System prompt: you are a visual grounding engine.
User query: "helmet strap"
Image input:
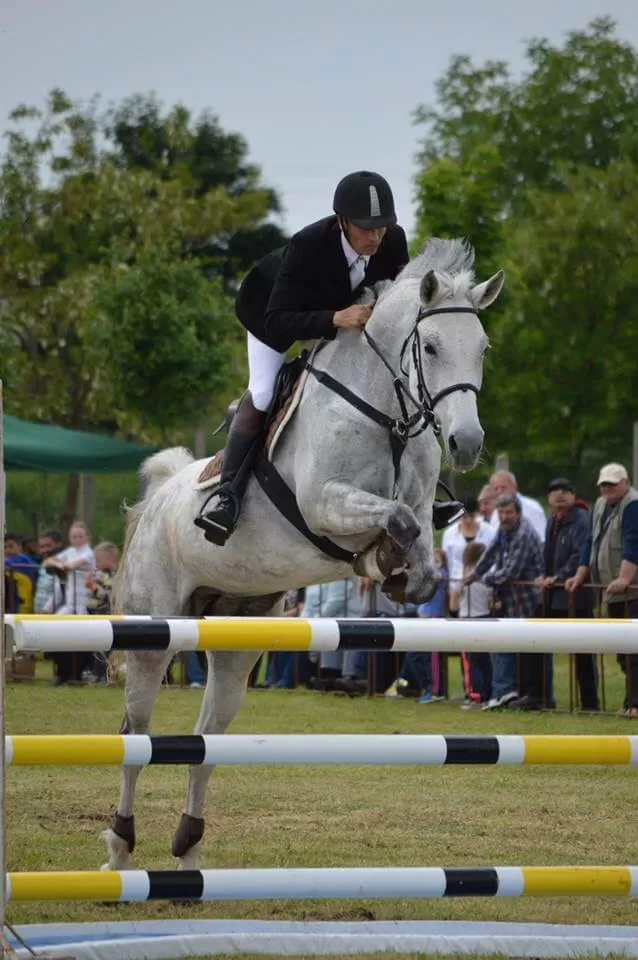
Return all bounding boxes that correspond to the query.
[337,215,351,244]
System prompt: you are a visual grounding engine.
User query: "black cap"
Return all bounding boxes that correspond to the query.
[547,477,574,494]
[333,171,397,229]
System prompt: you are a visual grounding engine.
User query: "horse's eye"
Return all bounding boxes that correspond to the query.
[424,343,437,357]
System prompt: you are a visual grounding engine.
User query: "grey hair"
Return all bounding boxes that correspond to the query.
[492,470,518,488]
[496,493,522,514]
[398,238,475,283]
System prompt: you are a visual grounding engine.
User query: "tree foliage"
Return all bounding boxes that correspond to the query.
[0,89,276,438]
[106,94,287,285]
[95,254,235,434]
[413,18,638,492]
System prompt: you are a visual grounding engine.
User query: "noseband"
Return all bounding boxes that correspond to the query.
[305,303,481,498]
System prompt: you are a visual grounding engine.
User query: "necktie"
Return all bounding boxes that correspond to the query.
[349,255,366,291]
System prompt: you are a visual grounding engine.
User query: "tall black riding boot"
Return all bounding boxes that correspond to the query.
[432,500,465,530]
[194,393,266,545]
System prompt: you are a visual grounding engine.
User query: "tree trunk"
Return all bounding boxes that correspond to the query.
[60,472,80,542]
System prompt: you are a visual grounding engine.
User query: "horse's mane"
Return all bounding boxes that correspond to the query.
[395,237,476,299]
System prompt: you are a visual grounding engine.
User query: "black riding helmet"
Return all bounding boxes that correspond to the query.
[333,170,397,229]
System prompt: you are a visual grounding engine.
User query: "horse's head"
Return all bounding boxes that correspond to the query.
[391,239,503,472]
[413,265,503,470]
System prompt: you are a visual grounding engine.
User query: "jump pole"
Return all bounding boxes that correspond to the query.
[6,866,638,902]
[5,734,638,766]
[11,616,638,655]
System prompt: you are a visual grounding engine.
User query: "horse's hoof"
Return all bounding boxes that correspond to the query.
[386,504,421,554]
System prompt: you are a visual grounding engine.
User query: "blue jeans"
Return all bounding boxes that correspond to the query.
[186,651,206,684]
[400,653,432,694]
[490,653,517,700]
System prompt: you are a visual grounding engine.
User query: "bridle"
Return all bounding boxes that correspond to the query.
[306,304,481,497]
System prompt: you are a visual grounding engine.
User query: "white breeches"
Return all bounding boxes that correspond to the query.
[247,332,286,412]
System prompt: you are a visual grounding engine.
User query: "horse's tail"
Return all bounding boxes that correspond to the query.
[112,447,195,615]
[140,447,195,497]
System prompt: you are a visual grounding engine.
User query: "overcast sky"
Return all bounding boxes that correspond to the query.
[1,1,636,236]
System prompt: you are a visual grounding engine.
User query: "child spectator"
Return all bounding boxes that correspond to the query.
[4,533,38,614]
[85,542,120,614]
[85,541,120,683]
[385,548,447,703]
[454,541,493,709]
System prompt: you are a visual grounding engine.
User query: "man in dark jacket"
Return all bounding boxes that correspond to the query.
[196,170,461,545]
[513,478,599,711]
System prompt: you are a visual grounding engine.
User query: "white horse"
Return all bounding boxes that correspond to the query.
[103,238,503,871]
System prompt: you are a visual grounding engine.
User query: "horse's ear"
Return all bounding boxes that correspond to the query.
[420,269,439,305]
[470,270,505,309]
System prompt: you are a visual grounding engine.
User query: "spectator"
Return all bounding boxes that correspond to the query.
[490,471,546,542]
[305,578,367,691]
[4,533,38,613]
[456,541,493,708]
[478,485,496,523]
[515,478,597,711]
[467,493,543,709]
[443,496,495,612]
[385,549,447,703]
[263,588,306,689]
[33,531,64,613]
[85,541,121,683]
[567,463,638,717]
[44,521,96,685]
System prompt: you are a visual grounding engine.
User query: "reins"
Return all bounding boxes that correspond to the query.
[306,304,480,498]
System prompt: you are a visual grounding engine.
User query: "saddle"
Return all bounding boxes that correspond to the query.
[194,349,314,491]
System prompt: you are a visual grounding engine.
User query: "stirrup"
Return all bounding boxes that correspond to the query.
[194,489,239,545]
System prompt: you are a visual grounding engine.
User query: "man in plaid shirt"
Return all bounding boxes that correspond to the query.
[466,493,543,708]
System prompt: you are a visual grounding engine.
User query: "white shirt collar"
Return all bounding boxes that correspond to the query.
[340,230,370,268]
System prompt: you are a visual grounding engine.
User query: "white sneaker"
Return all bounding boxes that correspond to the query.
[482,691,518,710]
[497,691,519,707]
[189,681,205,689]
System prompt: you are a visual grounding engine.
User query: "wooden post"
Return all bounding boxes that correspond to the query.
[194,427,207,461]
[79,474,93,531]
[494,452,510,472]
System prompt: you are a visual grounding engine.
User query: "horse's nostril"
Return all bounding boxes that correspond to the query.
[449,435,459,453]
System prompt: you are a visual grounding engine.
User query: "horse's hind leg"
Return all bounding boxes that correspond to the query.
[102,649,172,870]
[172,649,259,869]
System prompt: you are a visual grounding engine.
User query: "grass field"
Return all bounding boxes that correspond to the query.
[4,654,638,956]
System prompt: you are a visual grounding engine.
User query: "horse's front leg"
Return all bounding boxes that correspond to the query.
[302,480,421,582]
[172,651,259,870]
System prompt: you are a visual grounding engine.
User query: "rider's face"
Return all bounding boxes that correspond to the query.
[345,221,387,257]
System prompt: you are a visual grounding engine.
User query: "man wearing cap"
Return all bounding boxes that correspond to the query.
[567,463,638,716]
[513,478,598,711]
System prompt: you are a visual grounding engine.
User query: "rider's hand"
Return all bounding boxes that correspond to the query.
[333,303,374,331]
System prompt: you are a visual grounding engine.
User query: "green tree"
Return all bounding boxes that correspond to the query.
[0,90,272,526]
[106,94,287,286]
[95,253,236,436]
[489,164,638,487]
[412,19,638,489]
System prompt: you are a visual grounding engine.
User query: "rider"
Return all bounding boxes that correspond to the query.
[195,170,462,545]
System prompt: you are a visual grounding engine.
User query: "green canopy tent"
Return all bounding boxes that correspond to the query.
[2,414,156,473]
